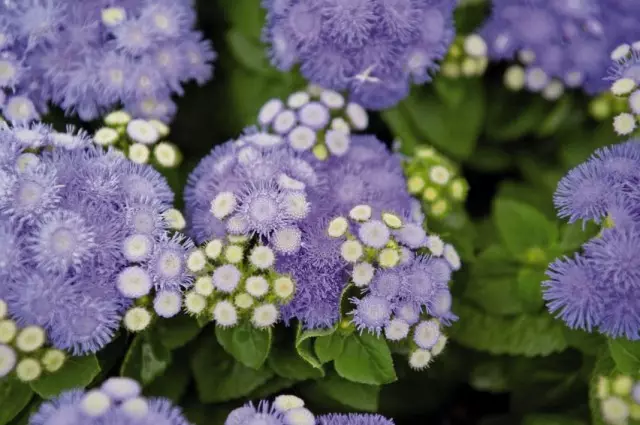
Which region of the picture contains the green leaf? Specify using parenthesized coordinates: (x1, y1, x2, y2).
(216, 321, 272, 369)
(462, 274, 528, 316)
(120, 331, 172, 386)
(516, 268, 545, 313)
(334, 333, 397, 385)
(302, 372, 380, 412)
(433, 77, 468, 108)
(379, 107, 418, 155)
(268, 343, 324, 380)
(226, 29, 275, 75)
(608, 339, 640, 375)
(493, 198, 558, 258)
(0, 379, 33, 425)
(589, 351, 616, 425)
(558, 221, 600, 253)
(450, 302, 568, 357)
(522, 414, 587, 425)
(536, 95, 575, 138)
(222, 0, 265, 39)
(563, 328, 606, 356)
(144, 351, 191, 403)
(157, 315, 202, 350)
(295, 323, 337, 369)
(315, 333, 346, 364)
(402, 81, 485, 159)
(191, 333, 273, 403)
(470, 361, 510, 393)
(30, 354, 100, 398)
(485, 89, 549, 142)
(248, 376, 298, 399)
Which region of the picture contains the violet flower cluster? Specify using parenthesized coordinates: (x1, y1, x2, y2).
(544, 139, 640, 340)
(0, 124, 194, 377)
(30, 377, 192, 425)
(225, 394, 394, 425)
(0, 0, 215, 123)
(606, 41, 640, 136)
(478, 0, 640, 96)
(261, 0, 457, 109)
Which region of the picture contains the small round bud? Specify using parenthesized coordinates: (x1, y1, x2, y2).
(273, 110, 297, 134)
(154, 291, 182, 318)
(349, 205, 372, 222)
(352, 262, 375, 287)
(611, 43, 631, 61)
(597, 376, 611, 400)
(325, 130, 350, 156)
(104, 110, 131, 126)
(612, 375, 634, 396)
(629, 90, 640, 115)
(274, 395, 305, 411)
(444, 244, 461, 271)
(259, 99, 284, 125)
(288, 126, 316, 151)
(225, 245, 244, 264)
(16, 357, 41, 382)
(382, 213, 402, 229)
(16, 326, 46, 353)
(41, 349, 66, 373)
(154, 142, 179, 168)
(346, 103, 368, 130)
(117, 267, 152, 298)
(427, 235, 445, 256)
(429, 166, 451, 186)
(384, 318, 410, 341)
(328, 217, 349, 237)
(341, 240, 363, 263)
(611, 78, 636, 96)
(504, 65, 525, 91)
(251, 304, 279, 328)
(234, 293, 254, 310)
(518, 49, 536, 65)
(228, 235, 249, 244)
(284, 407, 315, 425)
(431, 335, 448, 356)
(407, 176, 425, 194)
(0, 319, 17, 344)
(211, 192, 237, 219)
(378, 248, 400, 268)
(101, 377, 141, 400)
(195, 276, 214, 296)
(128, 143, 150, 164)
(613, 113, 636, 136)
(287, 92, 310, 109)
(601, 397, 629, 424)
(205, 239, 223, 259)
(124, 307, 152, 332)
(542, 80, 564, 101)
(320, 90, 345, 109)
(0, 344, 16, 378)
(409, 349, 432, 370)
(250, 246, 275, 269)
(184, 292, 207, 315)
(123, 234, 153, 262)
(94, 127, 119, 146)
(101, 7, 127, 26)
(274, 276, 295, 299)
(414, 320, 441, 349)
(331, 117, 351, 134)
(312, 144, 328, 160)
(163, 208, 186, 230)
(526, 67, 548, 92)
(121, 397, 149, 418)
(245, 276, 269, 298)
(212, 301, 238, 327)
(187, 249, 207, 273)
(81, 390, 111, 417)
(149, 119, 170, 137)
(127, 119, 159, 145)
(464, 34, 487, 57)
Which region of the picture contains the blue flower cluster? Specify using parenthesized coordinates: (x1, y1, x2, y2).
(545, 139, 640, 340)
(606, 41, 640, 136)
(0, 0, 215, 123)
(0, 124, 194, 356)
(479, 0, 640, 95)
(30, 377, 191, 425)
(226, 394, 394, 425)
(261, 0, 456, 109)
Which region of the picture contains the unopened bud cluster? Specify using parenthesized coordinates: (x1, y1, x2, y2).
(596, 374, 640, 425)
(256, 85, 369, 160)
(180, 236, 296, 330)
(94, 111, 182, 168)
(606, 42, 640, 137)
(500, 49, 567, 101)
(404, 146, 468, 224)
(440, 35, 489, 79)
(0, 299, 66, 382)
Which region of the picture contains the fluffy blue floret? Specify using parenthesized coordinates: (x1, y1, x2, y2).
(318, 413, 395, 425)
(262, 0, 457, 109)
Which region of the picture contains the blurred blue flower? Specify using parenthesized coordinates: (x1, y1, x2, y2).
(318, 413, 394, 425)
(261, 0, 456, 109)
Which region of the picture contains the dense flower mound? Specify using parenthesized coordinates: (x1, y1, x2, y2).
(478, 0, 640, 96)
(29, 377, 192, 425)
(181, 235, 296, 329)
(261, 0, 457, 109)
(595, 374, 640, 425)
(0, 0, 215, 123)
(0, 124, 194, 377)
(93, 110, 182, 168)
(225, 394, 394, 425)
(606, 41, 640, 136)
(403, 145, 469, 226)
(544, 139, 640, 340)
(256, 85, 369, 159)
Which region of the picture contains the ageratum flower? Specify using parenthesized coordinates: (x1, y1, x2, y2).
(478, 0, 640, 96)
(595, 374, 640, 425)
(0, 0, 215, 123)
(318, 413, 395, 425)
(225, 396, 316, 425)
(605, 41, 640, 136)
(545, 138, 640, 340)
(30, 377, 192, 425)
(0, 124, 193, 356)
(261, 0, 457, 109)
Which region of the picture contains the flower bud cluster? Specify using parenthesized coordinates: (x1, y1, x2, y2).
(606, 42, 640, 137)
(596, 374, 640, 425)
(440, 35, 489, 79)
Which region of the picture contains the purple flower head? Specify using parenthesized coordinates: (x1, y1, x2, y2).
(399, 255, 451, 306)
(479, 0, 640, 94)
(0, 0, 215, 123)
(262, 0, 456, 109)
(351, 294, 393, 335)
(318, 413, 395, 425)
(369, 268, 403, 300)
(224, 400, 284, 425)
(30, 377, 193, 425)
(0, 125, 192, 354)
